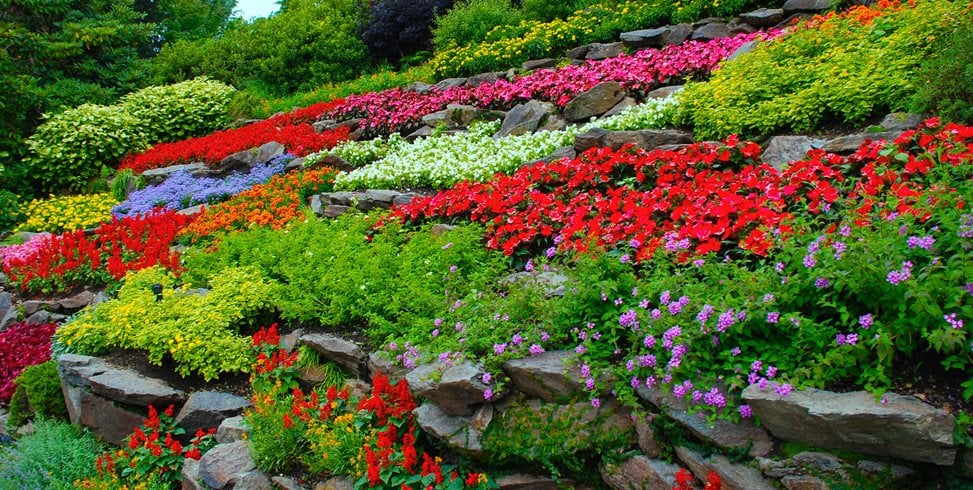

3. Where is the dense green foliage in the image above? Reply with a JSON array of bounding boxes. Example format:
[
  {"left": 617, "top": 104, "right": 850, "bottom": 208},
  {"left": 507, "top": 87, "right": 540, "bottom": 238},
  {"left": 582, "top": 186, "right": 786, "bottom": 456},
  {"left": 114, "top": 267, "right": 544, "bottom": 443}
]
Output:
[
  {"left": 910, "top": 10, "right": 973, "bottom": 124},
  {"left": 7, "top": 361, "right": 67, "bottom": 428},
  {"left": 432, "top": 0, "right": 523, "bottom": 50},
  {"left": 675, "top": 0, "right": 959, "bottom": 139},
  {"left": 0, "top": 419, "right": 104, "bottom": 490}
]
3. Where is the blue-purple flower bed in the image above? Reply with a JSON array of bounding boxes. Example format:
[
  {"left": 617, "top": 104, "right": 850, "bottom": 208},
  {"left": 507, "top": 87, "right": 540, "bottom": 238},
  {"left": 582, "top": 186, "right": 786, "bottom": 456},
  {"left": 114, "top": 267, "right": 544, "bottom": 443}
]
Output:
[{"left": 112, "top": 155, "right": 292, "bottom": 218}]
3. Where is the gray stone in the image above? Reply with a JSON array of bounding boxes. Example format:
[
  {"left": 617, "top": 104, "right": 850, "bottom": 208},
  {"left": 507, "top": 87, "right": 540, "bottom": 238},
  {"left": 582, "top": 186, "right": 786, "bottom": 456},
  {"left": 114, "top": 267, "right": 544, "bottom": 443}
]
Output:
[
  {"left": 603, "top": 97, "right": 636, "bottom": 118},
  {"left": 620, "top": 27, "right": 667, "bottom": 48},
  {"left": 822, "top": 131, "right": 901, "bottom": 153},
  {"left": 198, "top": 441, "right": 256, "bottom": 489},
  {"left": 761, "top": 136, "right": 823, "bottom": 169},
  {"left": 742, "top": 386, "right": 956, "bottom": 465},
  {"left": 216, "top": 415, "right": 248, "bottom": 444},
  {"left": 662, "top": 24, "right": 693, "bottom": 46},
  {"left": 406, "top": 361, "right": 498, "bottom": 416},
  {"left": 792, "top": 451, "right": 844, "bottom": 473},
  {"left": 392, "top": 192, "right": 419, "bottom": 206},
  {"left": 728, "top": 22, "right": 756, "bottom": 35},
  {"left": 434, "top": 78, "right": 468, "bottom": 90},
  {"left": 498, "top": 271, "right": 570, "bottom": 297},
  {"left": 315, "top": 477, "right": 354, "bottom": 490},
  {"left": 0, "top": 307, "right": 18, "bottom": 331},
  {"left": 181, "top": 457, "right": 204, "bottom": 490},
  {"left": 566, "top": 45, "right": 590, "bottom": 60},
  {"left": 91, "top": 291, "right": 110, "bottom": 307},
  {"left": 740, "top": 8, "right": 785, "bottom": 27},
  {"left": 406, "top": 126, "right": 435, "bottom": 142},
  {"left": 0, "top": 292, "right": 13, "bottom": 322},
  {"left": 175, "top": 391, "right": 251, "bottom": 440},
  {"left": 21, "top": 300, "right": 59, "bottom": 316},
  {"left": 780, "top": 475, "right": 829, "bottom": 490},
  {"left": 48, "top": 313, "right": 68, "bottom": 323},
  {"left": 236, "top": 470, "right": 273, "bottom": 490},
  {"left": 0, "top": 272, "right": 8, "bottom": 287},
  {"left": 881, "top": 112, "right": 924, "bottom": 131},
  {"left": 495, "top": 100, "right": 556, "bottom": 138},
  {"left": 538, "top": 114, "right": 566, "bottom": 132},
  {"left": 574, "top": 128, "right": 693, "bottom": 153},
  {"left": 634, "top": 414, "right": 662, "bottom": 458},
  {"left": 522, "top": 59, "right": 556, "bottom": 70},
  {"left": 430, "top": 224, "right": 457, "bottom": 236},
  {"left": 87, "top": 368, "right": 186, "bottom": 407},
  {"left": 309, "top": 194, "right": 324, "bottom": 216},
  {"left": 538, "top": 146, "right": 576, "bottom": 164},
  {"left": 727, "top": 40, "right": 760, "bottom": 61},
  {"left": 213, "top": 141, "right": 285, "bottom": 175},
  {"left": 563, "top": 82, "right": 626, "bottom": 122},
  {"left": 368, "top": 351, "right": 410, "bottom": 384},
  {"left": 322, "top": 205, "right": 350, "bottom": 218},
  {"left": 57, "top": 290, "right": 95, "bottom": 311},
  {"left": 585, "top": 42, "right": 624, "bottom": 60},
  {"left": 495, "top": 474, "right": 558, "bottom": 490},
  {"left": 599, "top": 455, "right": 683, "bottom": 490},
  {"left": 142, "top": 163, "right": 207, "bottom": 185},
  {"left": 783, "top": 0, "right": 831, "bottom": 16},
  {"left": 414, "top": 403, "right": 490, "bottom": 456},
  {"left": 691, "top": 22, "right": 730, "bottom": 41},
  {"left": 178, "top": 204, "right": 206, "bottom": 216},
  {"left": 421, "top": 104, "right": 504, "bottom": 129},
  {"left": 60, "top": 379, "right": 84, "bottom": 424},
  {"left": 359, "top": 189, "right": 402, "bottom": 211},
  {"left": 468, "top": 71, "right": 502, "bottom": 86},
  {"left": 57, "top": 354, "right": 110, "bottom": 387},
  {"left": 675, "top": 446, "right": 776, "bottom": 490},
  {"left": 501, "top": 350, "right": 584, "bottom": 402},
  {"left": 284, "top": 157, "right": 306, "bottom": 172},
  {"left": 78, "top": 391, "right": 145, "bottom": 446},
  {"left": 300, "top": 333, "right": 366, "bottom": 377},
  {"left": 25, "top": 310, "right": 51, "bottom": 325},
  {"left": 272, "top": 476, "right": 307, "bottom": 490},
  {"left": 407, "top": 81, "right": 435, "bottom": 94}
]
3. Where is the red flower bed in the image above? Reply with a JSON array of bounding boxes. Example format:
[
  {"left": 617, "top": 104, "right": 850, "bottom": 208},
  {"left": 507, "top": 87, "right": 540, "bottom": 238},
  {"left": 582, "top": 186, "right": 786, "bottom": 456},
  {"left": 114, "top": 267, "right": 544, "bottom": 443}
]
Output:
[
  {"left": 3, "top": 209, "right": 194, "bottom": 294},
  {"left": 119, "top": 99, "right": 349, "bottom": 174},
  {"left": 0, "top": 322, "right": 56, "bottom": 402},
  {"left": 392, "top": 118, "right": 973, "bottom": 260}
]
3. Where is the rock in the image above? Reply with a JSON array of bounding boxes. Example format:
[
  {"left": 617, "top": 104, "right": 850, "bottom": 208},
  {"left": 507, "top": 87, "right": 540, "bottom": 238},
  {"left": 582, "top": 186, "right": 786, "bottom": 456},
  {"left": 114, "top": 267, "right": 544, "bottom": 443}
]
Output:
[
  {"left": 538, "top": 114, "right": 567, "bottom": 132},
  {"left": 742, "top": 386, "right": 956, "bottom": 465},
  {"left": 821, "top": 131, "right": 901, "bottom": 153},
  {"left": 414, "top": 403, "right": 490, "bottom": 456},
  {"left": 181, "top": 457, "right": 204, "bottom": 490},
  {"left": 393, "top": 192, "right": 419, "bottom": 206},
  {"left": 728, "top": 22, "right": 756, "bottom": 34},
  {"left": 300, "top": 333, "right": 366, "bottom": 377},
  {"left": 406, "top": 361, "right": 497, "bottom": 416},
  {"left": 675, "top": 446, "right": 776, "bottom": 490},
  {"left": 634, "top": 414, "right": 662, "bottom": 458},
  {"left": 406, "top": 126, "right": 435, "bottom": 142},
  {"left": 368, "top": 352, "right": 410, "bottom": 384},
  {"left": 272, "top": 476, "right": 307, "bottom": 490},
  {"left": 198, "top": 441, "right": 256, "bottom": 489},
  {"left": 0, "top": 307, "right": 18, "bottom": 331},
  {"left": 780, "top": 475, "right": 829, "bottom": 490},
  {"left": 87, "top": 368, "right": 186, "bottom": 408},
  {"left": 434, "top": 78, "right": 468, "bottom": 90},
  {"left": 78, "top": 391, "right": 145, "bottom": 446},
  {"left": 603, "top": 97, "right": 636, "bottom": 117},
  {"left": 322, "top": 205, "right": 350, "bottom": 218},
  {"left": 91, "top": 291, "right": 110, "bottom": 307},
  {"left": 565, "top": 45, "right": 590, "bottom": 60},
  {"left": 691, "top": 22, "right": 730, "bottom": 41},
  {"left": 25, "top": 310, "right": 51, "bottom": 325},
  {"left": 0, "top": 292, "right": 14, "bottom": 323},
  {"left": 280, "top": 328, "right": 304, "bottom": 353},
  {"left": 782, "top": 0, "right": 831, "bottom": 16},
  {"left": 792, "top": 451, "right": 844, "bottom": 474},
  {"left": 761, "top": 136, "right": 823, "bottom": 169},
  {"left": 21, "top": 300, "right": 59, "bottom": 316},
  {"left": 501, "top": 350, "right": 584, "bottom": 402},
  {"left": 881, "top": 112, "right": 924, "bottom": 131},
  {"left": 620, "top": 27, "right": 667, "bottom": 48},
  {"left": 175, "top": 391, "right": 251, "bottom": 440},
  {"left": 284, "top": 157, "right": 306, "bottom": 172},
  {"left": 236, "top": 470, "right": 273, "bottom": 490},
  {"left": 57, "top": 354, "right": 110, "bottom": 387},
  {"left": 178, "top": 204, "right": 206, "bottom": 216},
  {"left": 495, "top": 100, "right": 556, "bottom": 138},
  {"left": 315, "top": 477, "right": 354, "bottom": 490},
  {"left": 495, "top": 474, "right": 558, "bottom": 490},
  {"left": 599, "top": 455, "right": 683, "bottom": 490},
  {"left": 538, "top": 146, "right": 576, "bottom": 164},
  {"left": 960, "top": 448, "right": 973, "bottom": 479},
  {"left": 216, "top": 415, "right": 249, "bottom": 444},
  {"left": 422, "top": 104, "right": 504, "bottom": 129},
  {"left": 0, "top": 272, "right": 8, "bottom": 287},
  {"left": 468, "top": 71, "right": 502, "bottom": 86},
  {"left": 563, "top": 82, "right": 626, "bottom": 122},
  {"left": 359, "top": 189, "right": 403, "bottom": 211},
  {"left": 585, "top": 42, "right": 624, "bottom": 60},
  {"left": 522, "top": 59, "right": 556, "bottom": 70},
  {"left": 740, "top": 8, "right": 785, "bottom": 27},
  {"left": 727, "top": 40, "right": 760, "bottom": 61},
  {"left": 574, "top": 128, "right": 693, "bottom": 153},
  {"left": 407, "top": 81, "right": 434, "bottom": 94},
  {"left": 661, "top": 24, "right": 693, "bottom": 46},
  {"left": 214, "top": 141, "right": 286, "bottom": 175},
  {"left": 142, "top": 163, "right": 206, "bottom": 185},
  {"left": 498, "top": 271, "right": 570, "bottom": 297}
]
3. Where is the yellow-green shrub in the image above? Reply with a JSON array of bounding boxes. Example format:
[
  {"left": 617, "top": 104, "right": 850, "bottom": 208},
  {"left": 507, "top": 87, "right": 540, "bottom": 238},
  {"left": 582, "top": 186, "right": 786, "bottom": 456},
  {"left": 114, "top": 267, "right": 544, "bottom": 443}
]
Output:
[
  {"left": 56, "top": 266, "right": 274, "bottom": 380},
  {"left": 119, "top": 77, "right": 236, "bottom": 143},
  {"left": 675, "top": 0, "right": 959, "bottom": 140},
  {"left": 15, "top": 193, "right": 117, "bottom": 233}
]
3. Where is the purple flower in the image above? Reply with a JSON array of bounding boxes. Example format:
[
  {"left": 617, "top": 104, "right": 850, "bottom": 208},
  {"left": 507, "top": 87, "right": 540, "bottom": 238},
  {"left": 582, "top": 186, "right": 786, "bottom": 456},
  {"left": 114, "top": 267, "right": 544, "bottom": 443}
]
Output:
[
  {"left": 803, "top": 254, "right": 817, "bottom": 268},
  {"left": 625, "top": 359, "right": 635, "bottom": 372},
  {"left": 541, "top": 331, "right": 550, "bottom": 342},
  {"left": 693, "top": 259, "right": 706, "bottom": 267},
  {"left": 832, "top": 241, "right": 847, "bottom": 259},
  {"left": 493, "top": 343, "right": 507, "bottom": 355},
  {"left": 739, "top": 404, "right": 753, "bottom": 418},
  {"left": 431, "top": 329, "right": 439, "bottom": 338},
  {"left": 859, "top": 313, "right": 873, "bottom": 329},
  {"left": 639, "top": 298, "right": 650, "bottom": 309},
  {"left": 442, "top": 242, "right": 453, "bottom": 250},
  {"left": 965, "top": 283, "right": 973, "bottom": 297},
  {"left": 620, "top": 254, "right": 631, "bottom": 264},
  {"left": 629, "top": 239, "right": 641, "bottom": 248},
  {"left": 630, "top": 376, "right": 640, "bottom": 388},
  {"left": 730, "top": 346, "right": 741, "bottom": 356},
  {"left": 581, "top": 363, "right": 591, "bottom": 378},
  {"left": 668, "top": 302, "right": 683, "bottom": 315},
  {"left": 575, "top": 344, "right": 586, "bottom": 354},
  {"left": 766, "top": 312, "right": 780, "bottom": 324},
  {"left": 455, "top": 321, "right": 464, "bottom": 331},
  {"left": 945, "top": 313, "right": 964, "bottom": 330},
  {"left": 546, "top": 246, "right": 557, "bottom": 259},
  {"left": 525, "top": 259, "right": 534, "bottom": 272},
  {"left": 703, "top": 387, "right": 726, "bottom": 408},
  {"left": 907, "top": 235, "right": 936, "bottom": 250},
  {"left": 585, "top": 378, "right": 596, "bottom": 391},
  {"left": 637, "top": 354, "right": 656, "bottom": 367},
  {"left": 774, "top": 383, "right": 793, "bottom": 397},
  {"left": 766, "top": 365, "right": 778, "bottom": 378},
  {"left": 650, "top": 309, "right": 662, "bottom": 319},
  {"left": 762, "top": 293, "right": 775, "bottom": 304},
  {"left": 839, "top": 225, "right": 851, "bottom": 237},
  {"left": 696, "top": 304, "right": 715, "bottom": 324},
  {"left": 692, "top": 390, "right": 703, "bottom": 404},
  {"left": 591, "top": 398, "right": 601, "bottom": 408},
  {"left": 481, "top": 372, "right": 492, "bottom": 384},
  {"left": 814, "top": 277, "right": 830, "bottom": 289},
  {"left": 511, "top": 334, "right": 523, "bottom": 345},
  {"left": 659, "top": 290, "right": 672, "bottom": 305},
  {"left": 662, "top": 326, "right": 682, "bottom": 349},
  {"left": 887, "top": 261, "right": 914, "bottom": 285},
  {"left": 716, "top": 309, "right": 735, "bottom": 332},
  {"left": 483, "top": 389, "right": 493, "bottom": 400},
  {"left": 529, "top": 344, "right": 545, "bottom": 356},
  {"left": 448, "top": 265, "right": 458, "bottom": 273},
  {"left": 775, "top": 261, "right": 785, "bottom": 273},
  {"left": 619, "top": 309, "right": 639, "bottom": 328}
]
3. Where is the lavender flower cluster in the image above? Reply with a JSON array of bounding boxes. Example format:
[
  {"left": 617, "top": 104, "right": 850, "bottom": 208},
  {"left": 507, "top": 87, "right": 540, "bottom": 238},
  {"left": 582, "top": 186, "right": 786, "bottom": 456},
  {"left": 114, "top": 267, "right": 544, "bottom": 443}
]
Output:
[{"left": 112, "top": 156, "right": 292, "bottom": 218}]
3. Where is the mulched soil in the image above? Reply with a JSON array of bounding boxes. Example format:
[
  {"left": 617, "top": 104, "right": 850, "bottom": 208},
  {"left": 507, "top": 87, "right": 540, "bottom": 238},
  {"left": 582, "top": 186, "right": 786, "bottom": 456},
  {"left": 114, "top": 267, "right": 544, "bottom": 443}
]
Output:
[{"left": 100, "top": 348, "right": 252, "bottom": 399}]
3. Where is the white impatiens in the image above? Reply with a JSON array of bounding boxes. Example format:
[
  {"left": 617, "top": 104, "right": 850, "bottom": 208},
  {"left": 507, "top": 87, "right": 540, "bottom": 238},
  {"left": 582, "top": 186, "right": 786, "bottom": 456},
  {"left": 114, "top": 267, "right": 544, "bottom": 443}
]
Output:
[{"left": 330, "top": 95, "right": 679, "bottom": 190}]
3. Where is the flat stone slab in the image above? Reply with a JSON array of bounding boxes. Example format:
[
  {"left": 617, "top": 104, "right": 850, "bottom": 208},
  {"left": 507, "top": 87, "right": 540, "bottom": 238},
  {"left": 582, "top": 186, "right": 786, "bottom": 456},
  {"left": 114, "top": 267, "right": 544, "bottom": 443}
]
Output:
[
  {"left": 676, "top": 446, "right": 776, "bottom": 490},
  {"left": 407, "top": 361, "right": 499, "bottom": 416},
  {"left": 742, "top": 387, "right": 956, "bottom": 465},
  {"left": 299, "top": 333, "right": 366, "bottom": 377},
  {"left": 600, "top": 455, "right": 683, "bottom": 490},
  {"left": 175, "top": 391, "right": 251, "bottom": 439},
  {"left": 198, "top": 441, "right": 256, "bottom": 489},
  {"left": 414, "top": 403, "right": 491, "bottom": 456},
  {"left": 502, "top": 350, "right": 585, "bottom": 402},
  {"left": 87, "top": 368, "right": 186, "bottom": 408},
  {"left": 78, "top": 391, "right": 145, "bottom": 446}
]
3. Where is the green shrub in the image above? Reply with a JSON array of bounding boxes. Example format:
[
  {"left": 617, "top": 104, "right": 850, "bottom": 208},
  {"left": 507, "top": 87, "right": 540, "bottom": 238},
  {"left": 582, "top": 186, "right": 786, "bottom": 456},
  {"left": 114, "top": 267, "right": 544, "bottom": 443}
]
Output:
[
  {"left": 55, "top": 266, "right": 275, "bottom": 380},
  {"left": 432, "top": 0, "right": 524, "bottom": 50},
  {"left": 25, "top": 104, "right": 147, "bottom": 193},
  {"left": 520, "top": 0, "right": 596, "bottom": 21},
  {"left": 0, "top": 190, "right": 24, "bottom": 232},
  {"left": 7, "top": 362, "right": 67, "bottom": 428},
  {"left": 675, "top": 0, "right": 960, "bottom": 140},
  {"left": 910, "top": 12, "right": 973, "bottom": 124},
  {"left": 0, "top": 419, "right": 103, "bottom": 490},
  {"left": 119, "top": 77, "right": 236, "bottom": 143}
]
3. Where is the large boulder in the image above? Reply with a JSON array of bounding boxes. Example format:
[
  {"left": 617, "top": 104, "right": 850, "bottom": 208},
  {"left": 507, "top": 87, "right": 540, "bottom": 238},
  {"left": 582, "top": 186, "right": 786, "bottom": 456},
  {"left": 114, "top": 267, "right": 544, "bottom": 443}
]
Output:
[
  {"left": 501, "top": 350, "right": 585, "bottom": 402},
  {"left": 522, "top": 59, "right": 556, "bottom": 71},
  {"left": 86, "top": 368, "right": 186, "bottom": 408},
  {"left": 414, "top": 403, "right": 491, "bottom": 456},
  {"left": 181, "top": 457, "right": 204, "bottom": 490},
  {"left": 212, "top": 141, "right": 285, "bottom": 175},
  {"left": 175, "top": 391, "right": 251, "bottom": 440},
  {"left": 368, "top": 351, "right": 410, "bottom": 385},
  {"left": 57, "top": 290, "right": 96, "bottom": 311},
  {"left": 77, "top": 391, "right": 145, "bottom": 446},
  {"left": 585, "top": 42, "right": 624, "bottom": 60},
  {"left": 421, "top": 104, "right": 504, "bottom": 129},
  {"left": 563, "top": 82, "right": 626, "bottom": 122},
  {"left": 494, "top": 100, "right": 556, "bottom": 138},
  {"left": 740, "top": 8, "right": 785, "bottom": 27},
  {"left": 782, "top": 0, "right": 831, "bottom": 16},
  {"left": 216, "top": 415, "right": 249, "bottom": 444},
  {"left": 742, "top": 387, "right": 956, "bottom": 465},
  {"left": 691, "top": 22, "right": 730, "bottom": 42},
  {"left": 574, "top": 128, "right": 693, "bottom": 153},
  {"left": 300, "top": 333, "right": 367, "bottom": 377},
  {"left": 141, "top": 163, "right": 206, "bottom": 186},
  {"left": 821, "top": 131, "right": 901, "bottom": 154},
  {"left": 599, "top": 455, "right": 683, "bottom": 490},
  {"left": 620, "top": 27, "right": 667, "bottom": 49},
  {"left": 760, "top": 136, "right": 823, "bottom": 169},
  {"left": 675, "top": 446, "right": 776, "bottom": 490},
  {"left": 198, "top": 441, "right": 256, "bottom": 489},
  {"left": 881, "top": 112, "right": 924, "bottom": 131},
  {"left": 406, "top": 361, "right": 500, "bottom": 416}
]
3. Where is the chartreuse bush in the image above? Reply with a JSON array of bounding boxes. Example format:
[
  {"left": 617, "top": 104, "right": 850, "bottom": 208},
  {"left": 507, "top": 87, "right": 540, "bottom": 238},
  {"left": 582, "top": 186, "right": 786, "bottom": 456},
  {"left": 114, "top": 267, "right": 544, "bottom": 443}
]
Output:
[
  {"left": 15, "top": 193, "right": 117, "bottom": 233},
  {"left": 675, "top": 0, "right": 961, "bottom": 139},
  {"left": 0, "top": 419, "right": 104, "bottom": 490},
  {"left": 7, "top": 361, "right": 67, "bottom": 428},
  {"left": 24, "top": 78, "right": 235, "bottom": 194},
  {"left": 56, "top": 266, "right": 274, "bottom": 380}
]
